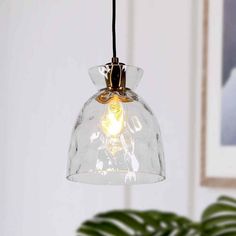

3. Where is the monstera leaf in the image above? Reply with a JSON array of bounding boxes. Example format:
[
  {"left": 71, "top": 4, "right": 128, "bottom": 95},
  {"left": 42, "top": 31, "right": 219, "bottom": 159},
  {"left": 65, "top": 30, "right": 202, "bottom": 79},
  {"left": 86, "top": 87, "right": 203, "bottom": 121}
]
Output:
[
  {"left": 77, "top": 196, "right": 236, "bottom": 236},
  {"left": 201, "top": 196, "right": 236, "bottom": 235}
]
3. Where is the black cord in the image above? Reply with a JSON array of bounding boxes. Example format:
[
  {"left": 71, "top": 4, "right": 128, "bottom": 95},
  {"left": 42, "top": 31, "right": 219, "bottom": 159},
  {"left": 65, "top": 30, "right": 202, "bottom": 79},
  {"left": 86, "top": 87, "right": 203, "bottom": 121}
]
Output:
[{"left": 112, "top": 0, "right": 117, "bottom": 58}]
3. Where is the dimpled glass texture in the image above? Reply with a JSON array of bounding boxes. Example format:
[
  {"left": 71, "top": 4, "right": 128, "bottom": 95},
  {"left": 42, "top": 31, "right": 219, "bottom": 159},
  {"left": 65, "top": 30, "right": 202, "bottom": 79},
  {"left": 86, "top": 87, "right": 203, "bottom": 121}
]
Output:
[{"left": 67, "top": 65, "right": 165, "bottom": 185}]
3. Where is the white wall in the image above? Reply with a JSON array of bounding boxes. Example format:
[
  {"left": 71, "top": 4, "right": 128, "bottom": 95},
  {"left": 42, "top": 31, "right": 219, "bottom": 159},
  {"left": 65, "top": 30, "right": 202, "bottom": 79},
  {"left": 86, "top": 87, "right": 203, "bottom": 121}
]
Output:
[
  {"left": 1, "top": 0, "right": 236, "bottom": 236},
  {"left": 127, "top": 0, "right": 236, "bottom": 219},
  {"left": 0, "top": 1, "right": 128, "bottom": 235},
  {"left": 128, "top": 0, "right": 194, "bottom": 216}
]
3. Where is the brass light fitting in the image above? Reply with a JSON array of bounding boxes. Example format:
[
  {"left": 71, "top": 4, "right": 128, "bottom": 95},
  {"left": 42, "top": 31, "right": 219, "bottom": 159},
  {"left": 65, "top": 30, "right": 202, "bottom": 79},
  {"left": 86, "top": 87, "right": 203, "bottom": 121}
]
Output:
[{"left": 96, "top": 57, "right": 133, "bottom": 104}]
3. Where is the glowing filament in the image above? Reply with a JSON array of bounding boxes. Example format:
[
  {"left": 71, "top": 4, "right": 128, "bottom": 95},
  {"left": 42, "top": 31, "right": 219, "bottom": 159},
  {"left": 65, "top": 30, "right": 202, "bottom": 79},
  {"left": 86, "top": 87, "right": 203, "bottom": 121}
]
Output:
[{"left": 101, "top": 95, "right": 124, "bottom": 137}]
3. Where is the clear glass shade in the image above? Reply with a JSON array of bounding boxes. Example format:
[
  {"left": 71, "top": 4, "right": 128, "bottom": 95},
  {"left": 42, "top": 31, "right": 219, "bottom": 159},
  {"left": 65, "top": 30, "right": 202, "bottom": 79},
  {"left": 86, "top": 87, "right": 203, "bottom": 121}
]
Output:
[{"left": 67, "top": 65, "right": 165, "bottom": 185}]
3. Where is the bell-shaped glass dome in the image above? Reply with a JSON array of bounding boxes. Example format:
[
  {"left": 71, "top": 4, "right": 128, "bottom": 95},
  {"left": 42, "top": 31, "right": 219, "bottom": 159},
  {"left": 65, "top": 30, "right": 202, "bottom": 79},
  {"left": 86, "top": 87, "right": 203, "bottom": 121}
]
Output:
[{"left": 67, "top": 65, "right": 165, "bottom": 185}]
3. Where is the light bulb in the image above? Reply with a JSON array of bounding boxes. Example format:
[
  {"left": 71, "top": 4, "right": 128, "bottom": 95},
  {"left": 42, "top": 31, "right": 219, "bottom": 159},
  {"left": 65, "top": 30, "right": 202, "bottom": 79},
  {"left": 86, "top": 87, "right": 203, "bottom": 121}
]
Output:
[
  {"left": 100, "top": 95, "right": 126, "bottom": 156},
  {"left": 101, "top": 95, "right": 124, "bottom": 137}
]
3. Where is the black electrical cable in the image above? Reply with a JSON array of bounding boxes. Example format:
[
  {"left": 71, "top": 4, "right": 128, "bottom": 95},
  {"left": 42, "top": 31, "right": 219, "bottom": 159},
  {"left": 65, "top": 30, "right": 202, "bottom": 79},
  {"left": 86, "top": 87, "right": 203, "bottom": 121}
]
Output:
[{"left": 112, "top": 0, "right": 117, "bottom": 59}]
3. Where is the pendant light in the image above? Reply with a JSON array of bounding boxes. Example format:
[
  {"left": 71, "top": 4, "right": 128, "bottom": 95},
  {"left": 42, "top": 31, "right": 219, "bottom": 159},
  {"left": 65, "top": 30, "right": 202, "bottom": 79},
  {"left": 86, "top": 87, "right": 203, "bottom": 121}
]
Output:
[{"left": 66, "top": 0, "right": 165, "bottom": 185}]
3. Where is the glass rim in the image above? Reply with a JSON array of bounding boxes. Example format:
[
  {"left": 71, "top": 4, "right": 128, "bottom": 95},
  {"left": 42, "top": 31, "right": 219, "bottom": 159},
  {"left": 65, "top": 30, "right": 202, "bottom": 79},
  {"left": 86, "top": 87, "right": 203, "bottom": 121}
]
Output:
[
  {"left": 66, "top": 171, "right": 165, "bottom": 185},
  {"left": 88, "top": 64, "right": 144, "bottom": 73}
]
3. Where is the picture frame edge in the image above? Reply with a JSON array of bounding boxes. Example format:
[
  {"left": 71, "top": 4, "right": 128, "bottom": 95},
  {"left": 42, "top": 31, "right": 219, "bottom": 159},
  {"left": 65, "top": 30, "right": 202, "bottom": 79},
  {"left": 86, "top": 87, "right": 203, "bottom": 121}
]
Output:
[{"left": 201, "top": 0, "right": 236, "bottom": 188}]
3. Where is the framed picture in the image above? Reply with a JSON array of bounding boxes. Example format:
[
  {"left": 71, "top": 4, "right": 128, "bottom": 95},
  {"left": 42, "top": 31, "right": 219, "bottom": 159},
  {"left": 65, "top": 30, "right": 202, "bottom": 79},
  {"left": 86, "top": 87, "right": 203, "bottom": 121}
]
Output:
[{"left": 201, "top": 0, "right": 236, "bottom": 187}]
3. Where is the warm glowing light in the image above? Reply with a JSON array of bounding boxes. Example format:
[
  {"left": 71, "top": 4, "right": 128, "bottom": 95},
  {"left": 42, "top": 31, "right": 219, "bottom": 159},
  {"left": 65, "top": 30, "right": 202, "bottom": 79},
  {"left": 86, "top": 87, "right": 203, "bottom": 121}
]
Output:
[{"left": 101, "top": 95, "right": 124, "bottom": 137}]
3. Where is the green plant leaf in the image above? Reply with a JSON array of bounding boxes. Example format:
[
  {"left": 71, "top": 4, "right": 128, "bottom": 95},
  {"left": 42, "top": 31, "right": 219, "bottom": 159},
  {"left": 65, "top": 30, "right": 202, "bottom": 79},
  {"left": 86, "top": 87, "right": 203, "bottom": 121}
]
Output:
[
  {"left": 77, "top": 220, "right": 130, "bottom": 236},
  {"left": 77, "top": 210, "right": 199, "bottom": 236},
  {"left": 77, "top": 196, "right": 236, "bottom": 236},
  {"left": 96, "top": 211, "right": 147, "bottom": 233},
  {"left": 78, "top": 227, "right": 104, "bottom": 236},
  {"left": 201, "top": 196, "right": 236, "bottom": 236},
  {"left": 219, "top": 196, "right": 236, "bottom": 205}
]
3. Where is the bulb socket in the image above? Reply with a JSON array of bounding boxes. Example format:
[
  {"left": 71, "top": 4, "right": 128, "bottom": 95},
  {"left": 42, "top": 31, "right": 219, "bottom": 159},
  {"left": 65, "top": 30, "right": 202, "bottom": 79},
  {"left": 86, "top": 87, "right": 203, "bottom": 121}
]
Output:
[
  {"left": 96, "top": 59, "right": 133, "bottom": 104},
  {"left": 105, "top": 58, "right": 126, "bottom": 92}
]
